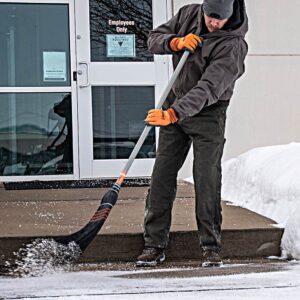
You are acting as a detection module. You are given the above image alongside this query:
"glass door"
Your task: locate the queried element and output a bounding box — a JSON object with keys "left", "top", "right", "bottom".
{"left": 75, "top": 0, "right": 170, "bottom": 178}
{"left": 0, "top": 0, "right": 78, "bottom": 181}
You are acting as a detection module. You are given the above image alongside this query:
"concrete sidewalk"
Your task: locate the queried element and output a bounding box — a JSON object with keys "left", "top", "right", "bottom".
{"left": 0, "top": 181, "right": 283, "bottom": 263}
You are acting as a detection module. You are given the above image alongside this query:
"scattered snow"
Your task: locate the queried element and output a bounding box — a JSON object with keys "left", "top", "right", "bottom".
{"left": 5, "top": 238, "right": 81, "bottom": 277}
{"left": 185, "top": 143, "right": 300, "bottom": 260}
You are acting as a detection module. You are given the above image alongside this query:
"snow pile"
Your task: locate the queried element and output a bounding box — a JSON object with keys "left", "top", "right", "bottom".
{"left": 222, "top": 143, "right": 300, "bottom": 260}
{"left": 5, "top": 238, "right": 81, "bottom": 277}
{"left": 281, "top": 210, "right": 300, "bottom": 259}
{"left": 185, "top": 142, "right": 300, "bottom": 260}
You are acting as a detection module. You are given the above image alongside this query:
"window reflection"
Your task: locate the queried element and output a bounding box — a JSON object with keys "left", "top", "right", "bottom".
{"left": 0, "top": 3, "right": 70, "bottom": 87}
{"left": 90, "top": 0, "right": 153, "bottom": 62}
{"left": 0, "top": 93, "right": 73, "bottom": 176}
{"left": 92, "top": 86, "right": 156, "bottom": 159}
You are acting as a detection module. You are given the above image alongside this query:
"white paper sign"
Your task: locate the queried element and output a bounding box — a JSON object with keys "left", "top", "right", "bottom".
{"left": 106, "top": 34, "right": 136, "bottom": 57}
{"left": 43, "top": 52, "right": 67, "bottom": 82}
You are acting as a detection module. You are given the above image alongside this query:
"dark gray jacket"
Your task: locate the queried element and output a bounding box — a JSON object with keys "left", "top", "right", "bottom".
{"left": 148, "top": 0, "right": 248, "bottom": 120}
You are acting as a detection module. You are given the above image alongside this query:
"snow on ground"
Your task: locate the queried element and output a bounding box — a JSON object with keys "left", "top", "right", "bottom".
{"left": 185, "top": 142, "right": 300, "bottom": 260}
{"left": 1, "top": 262, "right": 300, "bottom": 300}
{"left": 2, "top": 142, "right": 300, "bottom": 300}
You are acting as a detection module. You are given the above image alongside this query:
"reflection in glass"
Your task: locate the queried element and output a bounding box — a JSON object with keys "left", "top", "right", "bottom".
{"left": 0, "top": 3, "right": 70, "bottom": 87}
{"left": 0, "top": 93, "right": 73, "bottom": 176}
{"left": 92, "top": 87, "right": 155, "bottom": 159}
{"left": 90, "top": 0, "right": 153, "bottom": 62}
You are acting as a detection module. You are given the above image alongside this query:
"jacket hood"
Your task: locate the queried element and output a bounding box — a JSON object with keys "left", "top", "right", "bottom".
{"left": 200, "top": 0, "right": 248, "bottom": 39}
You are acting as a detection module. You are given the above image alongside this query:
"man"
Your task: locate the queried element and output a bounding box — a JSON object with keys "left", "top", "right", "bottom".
{"left": 137, "top": 0, "right": 248, "bottom": 267}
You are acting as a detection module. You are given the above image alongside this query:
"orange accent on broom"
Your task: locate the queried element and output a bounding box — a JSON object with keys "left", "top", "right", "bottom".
{"left": 116, "top": 171, "right": 127, "bottom": 186}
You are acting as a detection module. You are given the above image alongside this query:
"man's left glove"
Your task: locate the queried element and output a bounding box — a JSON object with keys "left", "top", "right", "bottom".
{"left": 144, "top": 108, "right": 178, "bottom": 126}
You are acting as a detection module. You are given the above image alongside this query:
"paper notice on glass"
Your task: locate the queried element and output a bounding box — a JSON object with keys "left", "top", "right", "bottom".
{"left": 43, "top": 52, "right": 67, "bottom": 82}
{"left": 106, "top": 34, "right": 136, "bottom": 57}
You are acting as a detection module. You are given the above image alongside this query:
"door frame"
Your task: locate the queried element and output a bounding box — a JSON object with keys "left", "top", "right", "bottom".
{"left": 75, "top": 0, "right": 171, "bottom": 179}
{"left": 0, "top": 0, "right": 79, "bottom": 182}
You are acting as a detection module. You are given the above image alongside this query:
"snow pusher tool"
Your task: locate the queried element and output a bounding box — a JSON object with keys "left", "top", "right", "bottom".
{"left": 57, "top": 50, "right": 191, "bottom": 253}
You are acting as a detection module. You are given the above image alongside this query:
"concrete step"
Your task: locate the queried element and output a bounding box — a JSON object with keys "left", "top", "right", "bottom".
{"left": 0, "top": 182, "right": 283, "bottom": 263}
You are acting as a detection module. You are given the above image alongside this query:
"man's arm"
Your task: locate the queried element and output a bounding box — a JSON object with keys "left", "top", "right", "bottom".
{"left": 147, "top": 6, "right": 186, "bottom": 54}
{"left": 171, "top": 41, "right": 247, "bottom": 120}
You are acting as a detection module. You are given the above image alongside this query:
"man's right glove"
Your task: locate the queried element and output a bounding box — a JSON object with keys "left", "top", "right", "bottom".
{"left": 144, "top": 108, "right": 178, "bottom": 126}
{"left": 170, "top": 33, "right": 202, "bottom": 52}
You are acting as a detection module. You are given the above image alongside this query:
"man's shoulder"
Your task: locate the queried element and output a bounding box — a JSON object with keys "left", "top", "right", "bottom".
{"left": 178, "top": 3, "right": 201, "bottom": 16}
{"left": 211, "top": 37, "right": 248, "bottom": 59}
{"left": 225, "top": 36, "right": 248, "bottom": 53}
{"left": 182, "top": 3, "right": 201, "bottom": 9}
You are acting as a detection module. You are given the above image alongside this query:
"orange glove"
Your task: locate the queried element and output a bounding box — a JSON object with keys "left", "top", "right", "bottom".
{"left": 145, "top": 108, "right": 178, "bottom": 126}
{"left": 170, "top": 33, "right": 202, "bottom": 52}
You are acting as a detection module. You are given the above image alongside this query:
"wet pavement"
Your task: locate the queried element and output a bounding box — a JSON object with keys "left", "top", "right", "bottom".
{"left": 72, "top": 258, "right": 290, "bottom": 279}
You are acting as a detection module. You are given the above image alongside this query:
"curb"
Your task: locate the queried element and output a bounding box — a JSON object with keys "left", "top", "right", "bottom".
{"left": 0, "top": 228, "right": 283, "bottom": 264}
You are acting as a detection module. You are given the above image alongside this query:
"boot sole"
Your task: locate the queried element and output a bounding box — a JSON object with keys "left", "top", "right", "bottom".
{"left": 202, "top": 261, "right": 223, "bottom": 268}
{"left": 136, "top": 254, "right": 166, "bottom": 267}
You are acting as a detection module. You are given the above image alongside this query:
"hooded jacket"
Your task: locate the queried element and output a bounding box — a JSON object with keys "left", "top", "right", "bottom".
{"left": 148, "top": 0, "right": 248, "bottom": 121}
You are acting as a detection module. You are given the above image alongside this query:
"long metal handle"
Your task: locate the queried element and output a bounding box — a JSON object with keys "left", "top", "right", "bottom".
{"left": 118, "top": 51, "right": 190, "bottom": 181}
{"left": 79, "top": 61, "right": 90, "bottom": 88}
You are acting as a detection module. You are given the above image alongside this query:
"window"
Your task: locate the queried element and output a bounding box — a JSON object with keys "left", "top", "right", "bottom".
{"left": 90, "top": 0, "right": 154, "bottom": 62}
{"left": 0, "top": 3, "right": 73, "bottom": 176}
{"left": 0, "top": 4, "right": 70, "bottom": 87}
{"left": 92, "top": 86, "right": 155, "bottom": 159}
{"left": 0, "top": 93, "right": 73, "bottom": 176}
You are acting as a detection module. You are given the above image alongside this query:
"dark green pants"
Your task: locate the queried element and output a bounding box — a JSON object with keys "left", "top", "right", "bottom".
{"left": 144, "top": 101, "right": 229, "bottom": 251}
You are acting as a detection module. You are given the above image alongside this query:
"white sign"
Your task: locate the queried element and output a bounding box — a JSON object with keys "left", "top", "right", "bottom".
{"left": 43, "top": 52, "right": 67, "bottom": 82}
{"left": 108, "top": 19, "right": 135, "bottom": 34}
{"left": 106, "top": 34, "right": 136, "bottom": 58}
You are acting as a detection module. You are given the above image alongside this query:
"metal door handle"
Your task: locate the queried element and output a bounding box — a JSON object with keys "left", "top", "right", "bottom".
{"left": 78, "top": 61, "right": 90, "bottom": 88}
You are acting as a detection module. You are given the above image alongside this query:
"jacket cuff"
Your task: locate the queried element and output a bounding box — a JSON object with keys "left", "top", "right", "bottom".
{"left": 166, "top": 108, "right": 178, "bottom": 123}
{"left": 164, "top": 34, "right": 179, "bottom": 53}
{"left": 170, "top": 38, "right": 180, "bottom": 52}
{"left": 170, "top": 104, "right": 189, "bottom": 122}
{"left": 167, "top": 108, "right": 178, "bottom": 124}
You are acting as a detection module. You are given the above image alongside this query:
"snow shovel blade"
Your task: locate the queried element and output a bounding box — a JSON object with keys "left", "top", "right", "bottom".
{"left": 56, "top": 183, "right": 120, "bottom": 252}
{"left": 56, "top": 51, "right": 191, "bottom": 254}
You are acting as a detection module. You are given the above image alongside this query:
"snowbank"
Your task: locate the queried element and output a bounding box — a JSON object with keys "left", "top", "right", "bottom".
{"left": 185, "top": 143, "right": 300, "bottom": 260}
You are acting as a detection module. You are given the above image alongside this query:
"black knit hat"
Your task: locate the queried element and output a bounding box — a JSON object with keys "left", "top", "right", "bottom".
{"left": 203, "top": 0, "right": 234, "bottom": 20}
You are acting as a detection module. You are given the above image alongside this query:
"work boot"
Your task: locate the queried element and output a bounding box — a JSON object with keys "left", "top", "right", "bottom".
{"left": 136, "top": 247, "right": 165, "bottom": 267}
{"left": 202, "top": 249, "right": 223, "bottom": 267}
